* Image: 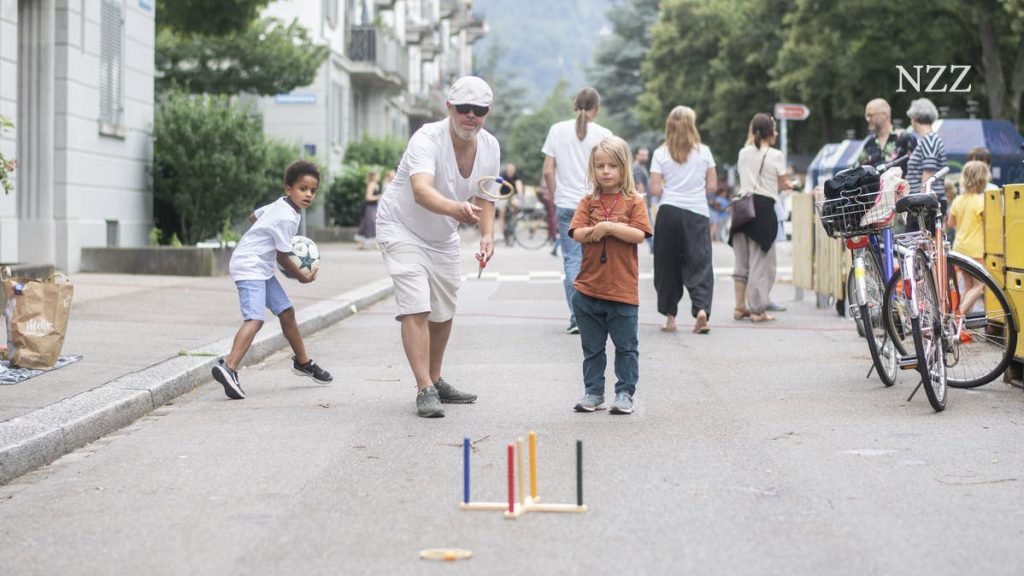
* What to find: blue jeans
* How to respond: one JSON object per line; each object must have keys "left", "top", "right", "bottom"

{"left": 557, "top": 207, "right": 583, "bottom": 323}
{"left": 572, "top": 292, "right": 639, "bottom": 396}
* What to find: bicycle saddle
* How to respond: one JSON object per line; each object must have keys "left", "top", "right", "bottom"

{"left": 895, "top": 193, "right": 939, "bottom": 214}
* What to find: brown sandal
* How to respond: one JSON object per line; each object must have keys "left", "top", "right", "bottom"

{"left": 733, "top": 308, "right": 750, "bottom": 321}
{"left": 749, "top": 313, "right": 776, "bottom": 323}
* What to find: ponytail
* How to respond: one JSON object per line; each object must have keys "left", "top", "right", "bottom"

{"left": 573, "top": 87, "right": 601, "bottom": 141}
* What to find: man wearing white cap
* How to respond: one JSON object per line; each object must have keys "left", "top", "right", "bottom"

{"left": 375, "top": 75, "right": 500, "bottom": 418}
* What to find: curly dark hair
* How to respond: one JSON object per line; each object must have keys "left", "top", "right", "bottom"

{"left": 285, "top": 160, "right": 320, "bottom": 187}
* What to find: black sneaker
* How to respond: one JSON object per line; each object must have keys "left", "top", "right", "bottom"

{"left": 565, "top": 321, "right": 579, "bottom": 335}
{"left": 293, "top": 357, "right": 333, "bottom": 383}
{"left": 212, "top": 359, "right": 245, "bottom": 400}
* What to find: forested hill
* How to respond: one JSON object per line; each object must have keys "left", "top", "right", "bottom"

{"left": 473, "top": 0, "right": 613, "bottom": 104}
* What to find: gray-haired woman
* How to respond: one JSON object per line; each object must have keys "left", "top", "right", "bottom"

{"left": 904, "top": 97, "right": 947, "bottom": 232}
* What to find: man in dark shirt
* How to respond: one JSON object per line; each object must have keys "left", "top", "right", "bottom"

{"left": 859, "top": 98, "right": 914, "bottom": 169}
{"left": 498, "top": 162, "right": 523, "bottom": 245}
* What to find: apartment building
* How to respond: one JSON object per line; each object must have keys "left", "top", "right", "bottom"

{"left": 0, "top": 0, "right": 155, "bottom": 272}
{"left": 256, "top": 0, "right": 486, "bottom": 219}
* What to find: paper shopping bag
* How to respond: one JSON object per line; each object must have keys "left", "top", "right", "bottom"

{"left": 3, "top": 272, "right": 74, "bottom": 369}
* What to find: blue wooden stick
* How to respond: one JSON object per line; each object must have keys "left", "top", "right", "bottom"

{"left": 463, "top": 437, "right": 470, "bottom": 504}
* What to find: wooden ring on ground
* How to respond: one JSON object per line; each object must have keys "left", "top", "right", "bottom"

{"left": 419, "top": 548, "right": 473, "bottom": 561}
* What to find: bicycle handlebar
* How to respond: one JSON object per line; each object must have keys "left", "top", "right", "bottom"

{"left": 875, "top": 155, "right": 909, "bottom": 173}
{"left": 927, "top": 167, "right": 951, "bottom": 183}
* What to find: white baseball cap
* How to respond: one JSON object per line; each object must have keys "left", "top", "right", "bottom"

{"left": 447, "top": 76, "right": 493, "bottom": 107}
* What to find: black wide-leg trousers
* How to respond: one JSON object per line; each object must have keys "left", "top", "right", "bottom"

{"left": 653, "top": 204, "right": 714, "bottom": 319}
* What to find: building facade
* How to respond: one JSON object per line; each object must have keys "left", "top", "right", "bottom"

{"left": 256, "top": 0, "right": 486, "bottom": 225}
{"left": 0, "top": 0, "right": 155, "bottom": 272}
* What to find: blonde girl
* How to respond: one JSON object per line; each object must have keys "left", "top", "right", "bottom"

{"left": 649, "top": 106, "right": 717, "bottom": 334}
{"left": 567, "top": 136, "right": 653, "bottom": 415}
{"left": 946, "top": 160, "right": 990, "bottom": 314}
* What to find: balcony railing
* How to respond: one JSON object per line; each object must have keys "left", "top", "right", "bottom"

{"left": 348, "top": 25, "right": 408, "bottom": 86}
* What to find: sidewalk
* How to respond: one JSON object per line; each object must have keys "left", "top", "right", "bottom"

{"left": 0, "top": 242, "right": 393, "bottom": 484}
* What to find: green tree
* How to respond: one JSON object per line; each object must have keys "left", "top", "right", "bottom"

{"left": 974, "top": 0, "right": 1024, "bottom": 126}
{"left": 640, "top": 0, "right": 787, "bottom": 157}
{"left": 157, "top": 0, "right": 270, "bottom": 36}
{"left": 157, "top": 18, "right": 328, "bottom": 96}
{"left": 474, "top": 39, "right": 530, "bottom": 144}
{"left": 343, "top": 135, "right": 407, "bottom": 168}
{"left": 256, "top": 139, "right": 304, "bottom": 209}
{"left": 589, "top": 0, "right": 661, "bottom": 145}
{"left": 770, "top": 0, "right": 975, "bottom": 145}
{"left": 327, "top": 165, "right": 376, "bottom": 227}
{"left": 504, "top": 80, "right": 575, "bottom": 184}
{"left": 153, "top": 93, "right": 267, "bottom": 244}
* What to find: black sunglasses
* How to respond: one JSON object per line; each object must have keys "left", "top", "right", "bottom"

{"left": 454, "top": 103, "right": 489, "bottom": 117}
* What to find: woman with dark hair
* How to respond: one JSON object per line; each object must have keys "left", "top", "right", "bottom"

{"left": 730, "top": 113, "right": 788, "bottom": 322}
{"left": 649, "top": 106, "right": 717, "bottom": 334}
{"left": 542, "top": 87, "right": 613, "bottom": 334}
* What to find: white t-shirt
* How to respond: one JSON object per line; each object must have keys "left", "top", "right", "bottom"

{"left": 650, "top": 144, "right": 716, "bottom": 217}
{"left": 229, "top": 197, "right": 301, "bottom": 281}
{"left": 376, "top": 118, "right": 501, "bottom": 253}
{"left": 737, "top": 145, "right": 786, "bottom": 200}
{"left": 541, "top": 119, "right": 613, "bottom": 210}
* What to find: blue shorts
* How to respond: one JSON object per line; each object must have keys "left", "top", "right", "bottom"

{"left": 235, "top": 277, "right": 293, "bottom": 321}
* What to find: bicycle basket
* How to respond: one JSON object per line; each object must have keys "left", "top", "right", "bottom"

{"left": 816, "top": 165, "right": 894, "bottom": 237}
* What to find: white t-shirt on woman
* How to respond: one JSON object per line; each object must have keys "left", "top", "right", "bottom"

{"left": 737, "top": 145, "right": 786, "bottom": 200}
{"left": 541, "top": 119, "right": 613, "bottom": 210}
{"left": 650, "top": 144, "right": 716, "bottom": 217}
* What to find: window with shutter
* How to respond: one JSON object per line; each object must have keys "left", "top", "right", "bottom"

{"left": 99, "top": 0, "right": 125, "bottom": 136}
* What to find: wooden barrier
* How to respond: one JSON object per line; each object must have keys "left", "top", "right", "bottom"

{"left": 790, "top": 191, "right": 850, "bottom": 302}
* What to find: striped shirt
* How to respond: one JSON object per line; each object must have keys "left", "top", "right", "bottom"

{"left": 905, "top": 132, "right": 946, "bottom": 195}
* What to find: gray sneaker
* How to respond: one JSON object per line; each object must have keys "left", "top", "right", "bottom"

{"left": 574, "top": 394, "right": 606, "bottom": 412}
{"left": 434, "top": 377, "right": 477, "bottom": 404}
{"left": 416, "top": 387, "right": 445, "bottom": 418}
{"left": 610, "top": 391, "right": 634, "bottom": 414}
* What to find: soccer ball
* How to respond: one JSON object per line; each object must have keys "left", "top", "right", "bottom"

{"left": 278, "top": 235, "right": 320, "bottom": 279}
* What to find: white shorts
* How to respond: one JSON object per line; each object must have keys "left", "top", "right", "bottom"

{"left": 379, "top": 240, "right": 461, "bottom": 322}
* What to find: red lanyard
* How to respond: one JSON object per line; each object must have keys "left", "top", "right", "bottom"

{"left": 598, "top": 193, "right": 621, "bottom": 221}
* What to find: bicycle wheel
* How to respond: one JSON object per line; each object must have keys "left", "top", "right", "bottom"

{"left": 846, "top": 267, "right": 866, "bottom": 338}
{"left": 882, "top": 266, "right": 913, "bottom": 358}
{"left": 941, "top": 253, "right": 1018, "bottom": 388}
{"left": 908, "top": 250, "right": 946, "bottom": 411}
{"left": 857, "top": 249, "right": 898, "bottom": 387}
{"left": 513, "top": 210, "right": 551, "bottom": 250}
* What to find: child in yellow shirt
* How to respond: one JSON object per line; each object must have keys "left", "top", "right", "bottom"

{"left": 946, "top": 160, "right": 990, "bottom": 315}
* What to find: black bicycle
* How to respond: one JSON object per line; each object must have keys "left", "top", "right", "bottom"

{"left": 506, "top": 204, "right": 553, "bottom": 250}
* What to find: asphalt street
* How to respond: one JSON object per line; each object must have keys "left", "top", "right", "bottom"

{"left": 1, "top": 240, "right": 1021, "bottom": 575}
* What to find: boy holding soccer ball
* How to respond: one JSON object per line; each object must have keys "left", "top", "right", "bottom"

{"left": 212, "top": 160, "right": 333, "bottom": 400}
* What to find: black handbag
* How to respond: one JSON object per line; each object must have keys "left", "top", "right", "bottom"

{"left": 730, "top": 151, "right": 767, "bottom": 232}
{"left": 730, "top": 193, "right": 756, "bottom": 230}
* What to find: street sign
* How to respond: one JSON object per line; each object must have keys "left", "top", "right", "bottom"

{"left": 774, "top": 103, "right": 810, "bottom": 121}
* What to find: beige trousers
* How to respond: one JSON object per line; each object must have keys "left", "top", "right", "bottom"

{"left": 731, "top": 233, "right": 776, "bottom": 314}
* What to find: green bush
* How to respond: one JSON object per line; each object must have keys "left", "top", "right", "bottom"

{"left": 343, "top": 135, "right": 406, "bottom": 168}
{"left": 328, "top": 164, "right": 377, "bottom": 227}
{"left": 256, "top": 139, "right": 303, "bottom": 209}
{"left": 153, "top": 92, "right": 267, "bottom": 244}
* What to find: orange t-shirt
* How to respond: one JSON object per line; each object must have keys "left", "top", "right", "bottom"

{"left": 569, "top": 193, "right": 653, "bottom": 306}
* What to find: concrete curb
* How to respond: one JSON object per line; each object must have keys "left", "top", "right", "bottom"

{"left": 0, "top": 278, "right": 393, "bottom": 485}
